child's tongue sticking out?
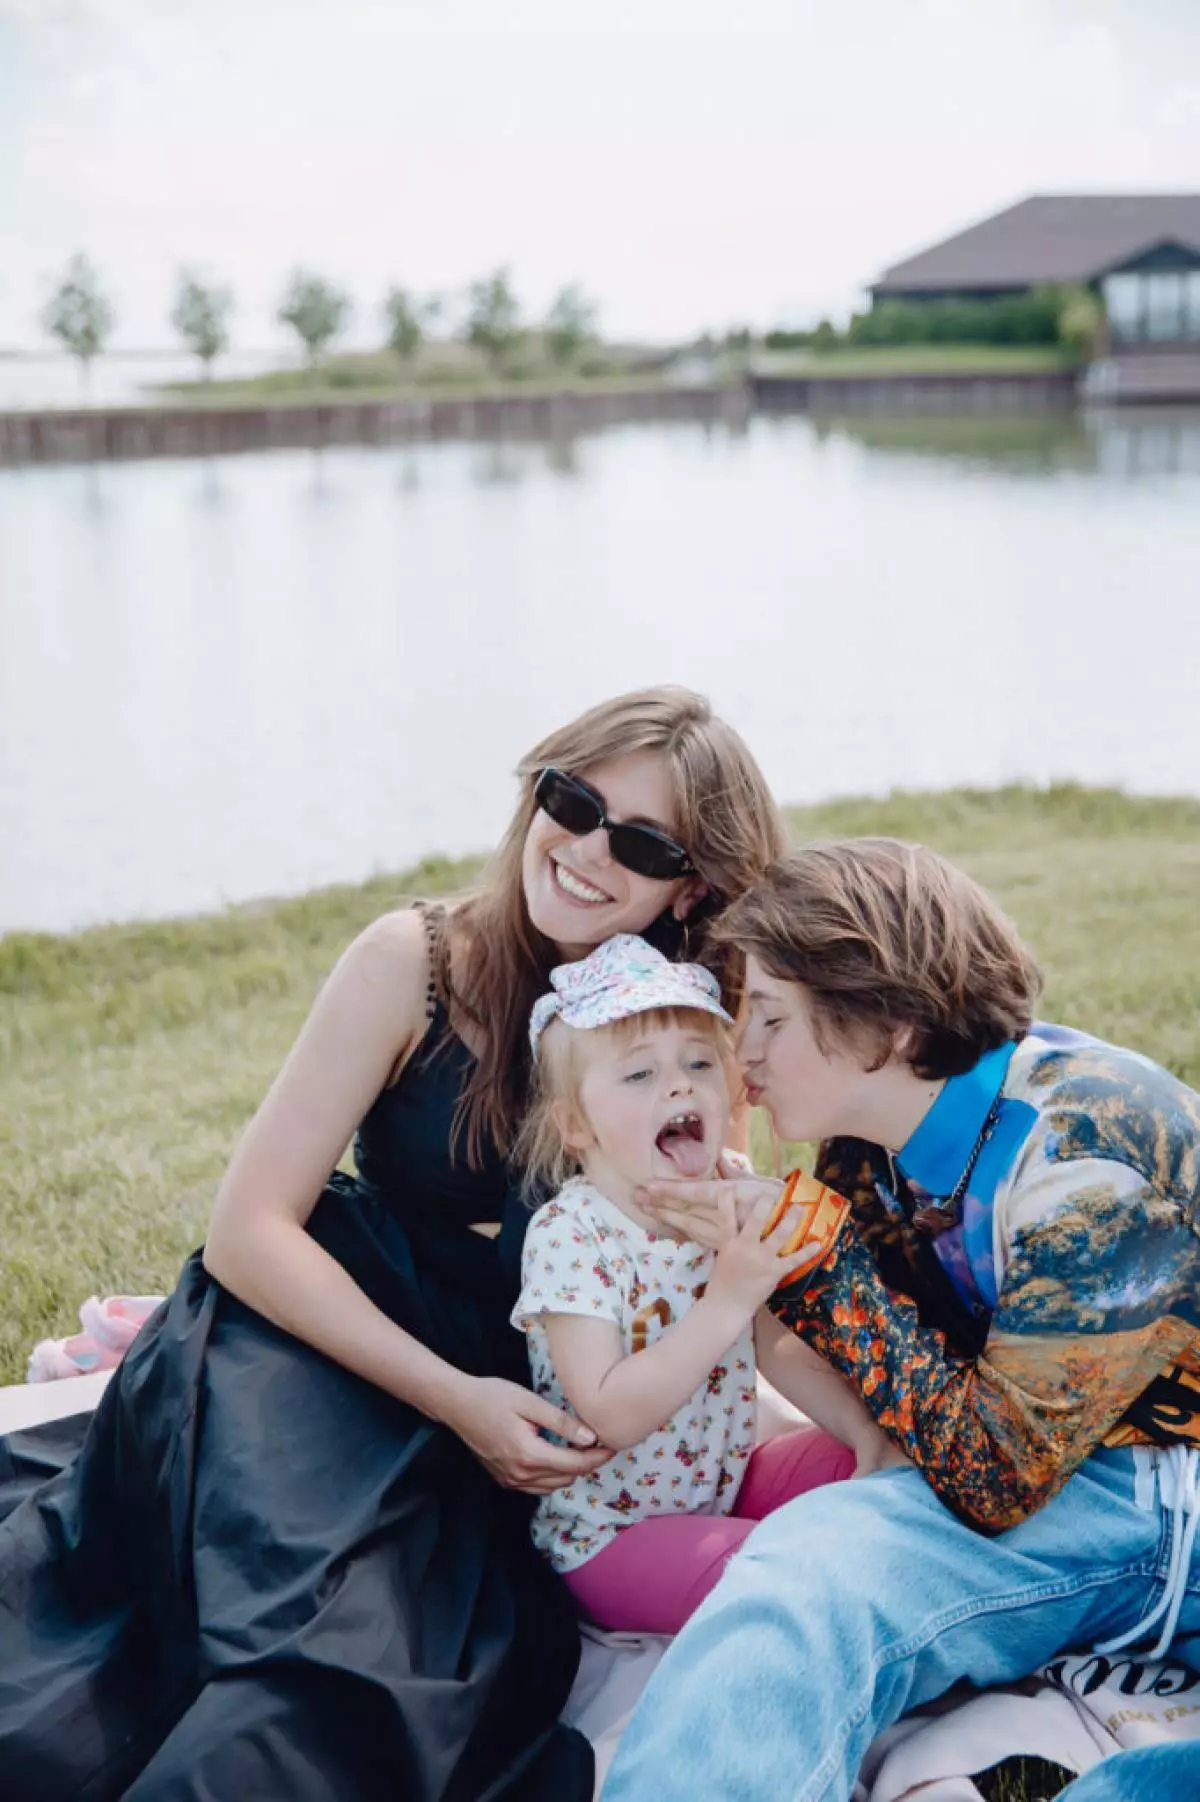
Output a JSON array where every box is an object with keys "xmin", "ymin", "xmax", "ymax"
[
  {"xmin": 656, "ymin": 1113, "xmax": 713, "ymax": 1180},
  {"xmin": 527, "ymin": 933, "xmax": 736, "ymax": 1192}
]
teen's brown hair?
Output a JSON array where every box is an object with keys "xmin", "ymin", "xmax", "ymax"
[{"xmin": 715, "ymin": 837, "xmax": 1043, "ymax": 1079}]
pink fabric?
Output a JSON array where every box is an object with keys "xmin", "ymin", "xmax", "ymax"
[
  {"xmin": 27, "ymin": 1295, "xmax": 164, "ymax": 1382},
  {"xmin": 563, "ymin": 1425, "xmax": 855, "ymax": 1634}
]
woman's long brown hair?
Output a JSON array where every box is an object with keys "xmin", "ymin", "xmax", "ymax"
[{"xmin": 435, "ymin": 686, "xmax": 786, "ymax": 1167}]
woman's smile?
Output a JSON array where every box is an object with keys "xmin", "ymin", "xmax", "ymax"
[{"xmin": 550, "ymin": 856, "xmax": 615, "ymax": 906}]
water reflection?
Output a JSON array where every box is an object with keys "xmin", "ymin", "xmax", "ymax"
[
  {"xmin": 805, "ymin": 406, "xmax": 1200, "ymax": 478},
  {"xmin": 2, "ymin": 405, "xmax": 1198, "ymax": 936},
  {"xmin": 544, "ymin": 434, "xmax": 582, "ymax": 479},
  {"xmin": 1089, "ymin": 411, "xmax": 1200, "ymax": 478},
  {"xmin": 472, "ymin": 441, "xmax": 528, "ymax": 486}
]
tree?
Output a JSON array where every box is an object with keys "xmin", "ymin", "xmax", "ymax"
[
  {"xmin": 764, "ymin": 328, "xmax": 813, "ymax": 351},
  {"xmin": 277, "ymin": 270, "xmax": 351, "ymax": 371},
  {"xmin": 383, "ymin": 287, "xmax": 440, "ymax": 368},
  {"xmin": 41, "ymin": 253, "xmax": 115, "ymax": 390},
  {"xmin": 171, "ymin": 270, "xmax": 233, "ymax": 378},
  {"xmin": 542, "ymin": 283, "xmax": 597, "ymax": 369},
  {"xmin": 1057, "ymin": 285, "xmax": 1104, "ymax": 360},
  {"xmin": 464, "ymin": 267, "xmax": 522, "ymax": 374}
]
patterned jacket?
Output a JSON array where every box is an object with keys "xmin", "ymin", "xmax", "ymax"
[{"xmin": 770, "ymin": 1024, "xmax": 1200, "ymax": 1534}]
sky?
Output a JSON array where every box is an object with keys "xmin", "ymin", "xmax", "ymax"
[{"xmin": 1, "ymin": 0, "xmax": 1199, "ymax": 351}]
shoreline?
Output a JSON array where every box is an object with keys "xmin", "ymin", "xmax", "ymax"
[
  {"xmin": 8, "ymin": 364, "xmax": 1200, "ymax": 468},
  {"xmin": 6, "ymin": 782, "xmax": 1200, "ymax": 952},
  {"xmin": 0, "ymin": 382, "xmax": 742, "ymax": 468},
  {"xmin": 0, "ymin": 366, "xmax": 1089, "ymax": 470}
]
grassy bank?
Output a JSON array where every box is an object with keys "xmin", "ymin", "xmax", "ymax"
[
  {"xmin": 155, "ymin": 344, "xmax": 691, "ymax": 409},
  {"xmin": 150, "ymin": 371, "xmax": 691, "ymax": 410},
  {"xmin": 3, "ymin": 785, "xmax": 1200, "ymax": 1386}
]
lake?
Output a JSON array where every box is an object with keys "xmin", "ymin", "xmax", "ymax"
[{"xmin": 2, "ymin": 404, "xmax": 1198, "ymax": 937}]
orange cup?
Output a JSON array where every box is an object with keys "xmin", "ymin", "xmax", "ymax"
[{"xmin": 760, "ymin": 1169, "xmax": 851, "ymax": 1288}]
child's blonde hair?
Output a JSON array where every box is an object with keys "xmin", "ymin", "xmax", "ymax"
[{"xmin": 516, "ymin": 1006, "xmax": 732, "ymax": 1197}]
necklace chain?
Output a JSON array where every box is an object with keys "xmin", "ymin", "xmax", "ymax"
[{"xmin": 907, "ymin": 1092, "xmax": 1003, "ymax": 1238}]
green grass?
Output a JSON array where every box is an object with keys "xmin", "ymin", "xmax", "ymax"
[
  {"xmin": 4, "ymin": 785, "xmax": 1200, "ymax": 1391},
  {"xmin": 977, "ymin": 1759, "xmax": 1077, "ymax": 1802},
  {"xmin": 755, "ymin": 345, "xmax": 1080, "ymax": 379},
  {"xmin": 140, "ymin": 371, "xmax": 688, "ymax": 411},
  {"xmin": 4, "ymin": 787, "xmax": 1196, "ymax": 1801}
]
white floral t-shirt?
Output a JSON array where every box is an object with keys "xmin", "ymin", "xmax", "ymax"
[{"xmin": 511, "ymin": 1177, "xmax": 758, "ymax": 1575}]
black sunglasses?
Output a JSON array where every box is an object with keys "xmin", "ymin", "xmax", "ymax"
[{"xmin": 534, "ymin": 767, "xmax": 696, "ymax": 882}]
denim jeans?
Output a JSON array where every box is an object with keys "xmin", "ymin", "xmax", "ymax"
[
  {"xmin": 601, "ymin": 1449, "xmax": 1200, "ymax": 1802},
  {"xmin": 1059, "ymin": 1743, "xmax": 1200, "ymax": 1800}
]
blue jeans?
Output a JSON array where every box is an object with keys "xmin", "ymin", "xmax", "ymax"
[
  {"xmin": 601, "ymin": 1449, "xmax": 1200, "ymax": 1802},
  {"xmin": 1060, "ymin": 1744, "xmax": 1200, "ymax": 1800}
]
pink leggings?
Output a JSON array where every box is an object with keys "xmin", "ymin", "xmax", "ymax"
[{"xmin": 563, "ymin": 1425, "xmax": 855, "ymax": 1635}]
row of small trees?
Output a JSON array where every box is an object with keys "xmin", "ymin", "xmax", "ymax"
[{"xmin": 40, "ymin": 254, "xmax": 600, "ymax": 384}]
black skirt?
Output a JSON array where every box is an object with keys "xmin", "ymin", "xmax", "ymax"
[{"xmin": 0, "ymin": 1181, "xmax": 593, "ymax": 1801}]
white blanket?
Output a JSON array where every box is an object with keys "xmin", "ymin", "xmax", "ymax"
[{"xmin": 5, "ymin": 1375, "xmax": 1199, "ymax": 1800}]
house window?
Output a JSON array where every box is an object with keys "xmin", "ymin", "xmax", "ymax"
[
  {"xmin": 1145, "ymin": 272, "xmax": 1186, "ymax": 341},
  {"xmin": 1187, "ymin": 272, "xmax": 1200, "ymax": 340},
  {"xmin": 1104, "ymin": 269, "xmax": 1200, "ymax": 343},
  {"xmin": 1103, "ymin": 273, "xmax": 1144, "ymax": 344}
]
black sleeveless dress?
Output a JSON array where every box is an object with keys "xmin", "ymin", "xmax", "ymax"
[{"xmin": 0, "ymin": 996, "xmax": 594, "ymax": 1801}]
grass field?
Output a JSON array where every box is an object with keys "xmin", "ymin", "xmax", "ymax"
[
  {"xmin": 4, "ymin": 782, "xmax": 1199, "ymax": 1388},
  {"xmin": 3, "ymin": 784, "xmax": 1198, "ymax": 1801}
]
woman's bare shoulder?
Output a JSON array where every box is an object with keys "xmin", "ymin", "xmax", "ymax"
[
  {"xmin": 355, "ymin": 904, "xmax": 431, "ymax": 956},
  {"xmin": 319, "ymin": 906, "xmax": 433, "ymax": 1017}
]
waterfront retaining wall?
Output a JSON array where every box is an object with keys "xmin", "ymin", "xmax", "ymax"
[
  {"xmin": 0, "ymin": 385, "xmax": 746, "ymax": 469},
  {"xmin": 748, "ymin": 370, "xmax": 1080, "ymax": 414},
  {"xmin": 0, "ymin": 369, "xmax": 1095, "ymax": 469}
]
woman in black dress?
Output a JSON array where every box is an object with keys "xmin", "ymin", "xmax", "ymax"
[{"xmin": 0, "ymin": 685, "xmax": 785, "ymax": 1802}]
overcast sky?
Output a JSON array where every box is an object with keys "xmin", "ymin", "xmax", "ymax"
[{"xmin": 2, "ymin": 0, "xmax": 1198, "ymax": 351}]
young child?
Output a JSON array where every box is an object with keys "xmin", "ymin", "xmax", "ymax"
[{"xmin": 511, "ymin": 933, "xmax": 902, "ymax": 1636}]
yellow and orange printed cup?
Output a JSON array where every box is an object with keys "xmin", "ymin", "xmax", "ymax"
[{"xmin": 760, "ymin": 1169, "xmax": 851, "ymax": 1288}]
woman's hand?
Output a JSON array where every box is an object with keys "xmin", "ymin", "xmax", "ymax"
[
  {"xmin": 443, "ymin": 1376, "xmax": 612, "ymax": 1494},
  {"xmin": 635, "ymin": 1166, "xmax": 786, "ymax": 1250}
]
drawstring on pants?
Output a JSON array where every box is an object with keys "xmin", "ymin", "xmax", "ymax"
[{"xmin": 1094, "ymin": 1445, "xmax": 1200, "ymax": 1661}]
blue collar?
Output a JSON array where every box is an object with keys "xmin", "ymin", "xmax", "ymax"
[{"xmin": 896, "ymin": 1041, "xmax": 1016, "ymax": 1196}]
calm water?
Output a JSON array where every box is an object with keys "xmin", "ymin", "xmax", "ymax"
[{"xmin": 2, "ymin": 406, "xmax": 1199, "ymax": 936}]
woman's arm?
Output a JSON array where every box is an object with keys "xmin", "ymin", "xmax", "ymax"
[
  {"xmin": 205, "ymin": 910, "xmax": 437, "ymax": 1383},
  {"xmin": 203, "ymin": 910, "xmax": 607, "ymax": 1492}
]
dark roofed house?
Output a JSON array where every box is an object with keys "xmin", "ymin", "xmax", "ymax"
[{"xmin": 873, "ymin": 195, "xmax": 1200, "ymax": 347}]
